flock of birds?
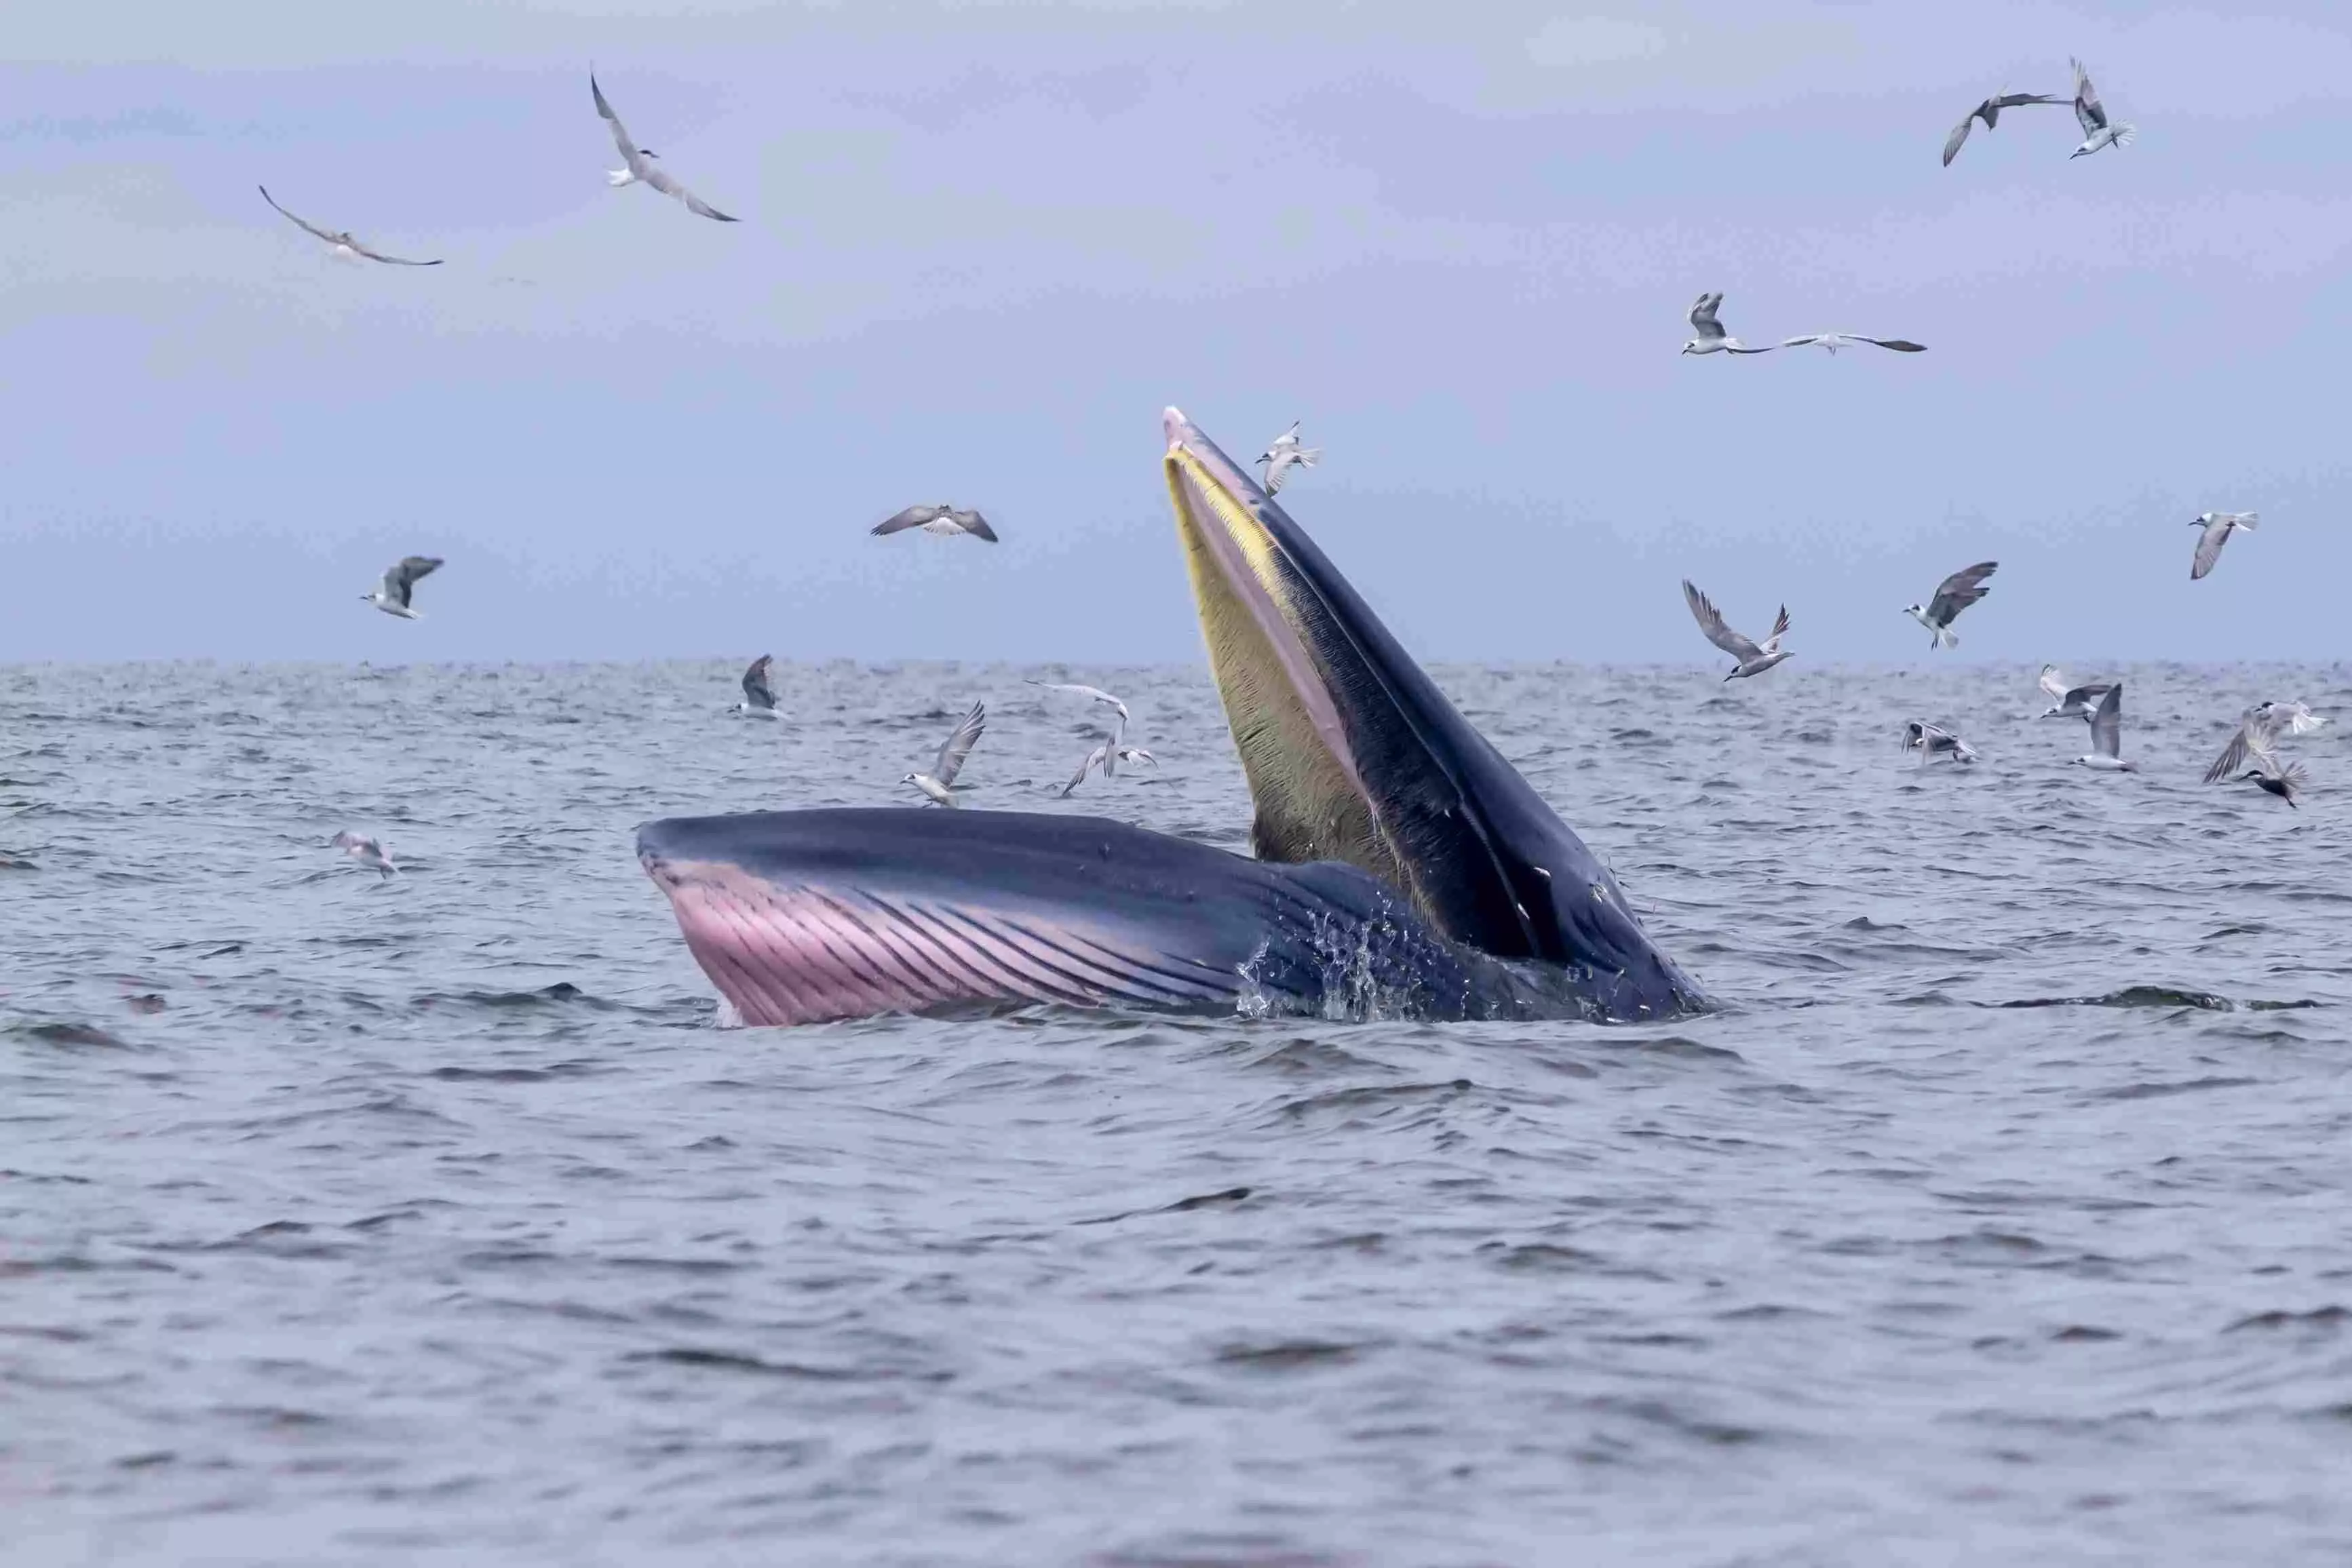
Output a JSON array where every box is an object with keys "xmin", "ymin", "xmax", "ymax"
[{"xmin": 314, "ymin": 56, "xmax": 2309, "ymax": 877}]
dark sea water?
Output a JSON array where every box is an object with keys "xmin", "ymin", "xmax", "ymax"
[{"xmin": 7, "ymin": 659, "xmax": 2352, "ymax": 1567}]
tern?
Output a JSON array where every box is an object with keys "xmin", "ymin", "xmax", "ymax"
[
  {"xmin": 1779, "ymin": 332, "xmax": 1927, "ymax": 355},
  {"xmin": 2236, "ymin": 760, "xmax": 2307, "ymax": 808},
  {"xmin": 902, "ymin": 701, "xmax": 986, "ymax": 807},
  {"xmin": 2189, "ymin": 511, "xmax": 2256, "ymax": 581},
  {"xmin": 2068, "ymin": 58, "xmax": 2135, "ymax": 159},
  {"xmin": 1681, "ymin": 580, "xmax": 1791, "ymax": 680},
  {"xmin": 1028, "ymin": 679, "xmax": 1134, "ymax": 768},
  {"xmin": 258, "ymin": 185, "xmax": 442, "ymax": 266},
  {"xmin": 362, "ymin": 556, "xmax": 442, "ymax": 619},
  {"xmin": 2203, "ymin": 703, "xmax": 2324, "ymax": 785},
  {"xmin": 1057, "ymin": 742, "xmax": 1157, "ymax": 798},
  {"xmin": 1903, "ymin": 561, "xmax": 1997, "ymax": 649},
  {"xmin": 330, "ymin": 831, "xmax": 399, "ymax": 876},
  {"xmin": 1942, "ymin": 90, "xmax": 2070, "ymax": 167},
  {"xmin": 1256, "ymin": 421, "xmax": 1320, "ymax": 496},
  {"xmin": 1680, "ymin": 292, "xmax": 1777, "ymax": 356},
  {"xmin": 872, "ymin": 504, "xmax": 1000, "ymax": 543},
  {"xmin": 592, "ymin": 71, "xmax": 739, "ymax": 222},
  {"xmin": 2037, "ymin": 665, "xmax": 2115, "ymax": 719},
  {"xmin": 1902, "ymin": 720, "xmax": 1978, "ymax": 766},
  {"xmin": 731, "ymin": 654, "xmax": 780, "ymax": 718},
  {"xmin": 2070, "ymin": 682, "xmax": 2136, "ymax": 772}
]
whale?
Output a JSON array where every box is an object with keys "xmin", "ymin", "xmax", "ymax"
[{"xmin": 636, "ymin": 407, "xmax": 1705, "ymax": 1026}]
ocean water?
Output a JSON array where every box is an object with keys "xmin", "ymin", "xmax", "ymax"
[{"xmin": 6, "ymin": 657, "xmax": 2352, "ymax": 1567}]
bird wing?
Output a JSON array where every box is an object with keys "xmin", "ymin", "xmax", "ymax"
[
  {"xmin": 1942, "ymin": 110, "xmax": 1978, "ymax": 167},
  {"xmin": 2202, "ymin": 708, "xmax": 2266, "ymax": 783},
  {"xmin": 2071, "ymin": 58, "xmax": 2108, "ymax": 136},
  {"xmin": 383, "ymin": 555, "xmax": 442, "ymax": 606},
  {"xmin": 348, "ymin": 238, "xmax": 444, "ymax": 267},
  {"xmin": 2190, "ymin": 516, "xmax": 2232, "ymax": 580},
  {"xmin": 1991, "ymin": 92, "xmax": 2069, "ymax": 109},
  {"xmin": 2038, "ymin": 665, "xmax": 2068, "ymax": 703},
  {"xmin": 641, "ymin": 163, "xmax": 739, "ymax": 222},
  {"xmin": 741, "ymin": 654, "xmax": 776, "ymax": 709},
  {"xmin": 1926, "ymin": 561, "xmax": 1997, "ymax": 623},
  {"xmin": 1681, "ymin": 580, "xmax": 1760, "ymax": 661},
  {"xmin": 931, "ymin": 700, "xmax": 986, "ymax": 786},
  {"xmin": 1688, "ymin": 292, "xmax": 1726, "ymax": 339},
  {"xmin": 1263, "ymin": 450, "xmax": 1297, "ymax": 494},
  {"xmin": 1119, "ymin": 747, "xmax": 1157, "ymax": 767},
  {"xmin": 257, "ymin": 185, "xmax": 346, "ymax": 248},
  {"xmin": 1059, "ymin": 744, "xmax": 1107, "ymax": 798},
  {"xmin": 1760, "ymin": 604, "xmax": 1791, "ymax": 654},
  {"xmin": 2065, "ymin": 682, "xmax": 2115, "ymax": 709},
  {"xmin": 1857, "ymin": 336, "xmax": 1927, "ymax": 352},
  {"xmin": 1779, "ymin": 334, "xmax": 1837, "ymax": 350},
  {"xmin": 591, "ymin": 72, "xmax": 648, "ymax": 174},
  {"xmin": 872, "ymin": 505, "xmax": 943, "ymax": 536},
  {"xmin": 2089, "ymin": 682, "xmax": 2123, "ymax": 758},
  {"xmin": 1027, "ymin": 681, "xmax": 1127, "ymax": 720},
  {"xmin": 950, "ymin": 509, "xmax": 1000, "ymax": 542}
]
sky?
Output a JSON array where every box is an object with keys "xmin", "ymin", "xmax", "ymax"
[{"xmin": 3, "ymin": 1, "xmax": 2349, "ymax": 665}]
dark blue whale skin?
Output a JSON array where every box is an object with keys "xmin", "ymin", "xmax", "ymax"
[{"xmin": 636, "ymin": 809, "xmax": 1627, "ymax": 1025}]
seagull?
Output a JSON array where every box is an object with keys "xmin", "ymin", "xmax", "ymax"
[
  {"xmin": 258, "ymin": 185, "xmax": 442, "ymax": 266},
  {"xmin": 1903, "ymin": 561, "xmax": 1997, "ymax": 650},
  {"xmin": 731, "ymin": 654, "xmax": 779, "ymax": 718},
  {"xmin": 1902, "ymin": 720, "xmax": 1978, "ymax": 766},
  {"xmin": 2068, "ymin": 58, "xmax": 2136, "ymax": 159},
  {"xmin": 1942, "ymin": 90, "xmax": 2070, "ymax": 166},
  {"xmin": 1681, "ymin": 581, "xmax": 1792, "ymax": 680},
  {"xmin": 2189, "ymin": 511, "xmax": 2257, "ymax": 581},
  {"xmin": 2037, "ymin": 665, "xmax": 2115, "ymax": 719},
  {"xmin": 330, "ymin": 831, "xmax": 399, "ymax": 876},
  {"xmin": 2070, "ymin": 682, "xmax": 2136, "ymax": 772},
  {"xmin": 2203, "ymin": 703, "xmax": 2325, "ymax": 785},
  {"xmin": 903, "ymin": 701, "xmax": 986, "ymax": 807},
  {"xmin": 1681, "ymin": 292, "xmax": 1777, "ymax": 356},
  {"xmin": 592, "ymin": 71, "xmax": 739, "ymax": 222},
  {"xmin": 1779, "ymin": 332, "xmax": 1928, "ymax": 355},
  {"xmin": 872, "ymin": 504, "xmax": 1000, "ymax": 543},
  {"xmin": 1058, "ymin": 742, "xmax": 1157, "ymax": 798},
  {"xmin": 1027, "ymin": 680, "xmax": 1129, "ymax": 729},
  {"xmin": 362, "ymin": 556, "xmax": 443, "ymax": 619},
  {"xmin": 1256, "ymin": 421, "xmax": 1320, "ymax": 496}
]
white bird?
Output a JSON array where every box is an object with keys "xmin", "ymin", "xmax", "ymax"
[
  {"xmin": 903, "ymin": 701, "xmax": 986, "ymax": 807},
  {"xmin": 362, "ymin": 556, "xmax": 442, "ymax": 619},
  {"xmin": 258, "ymin": 185, "xmax": 443, "ymax": 266},
  {"xmin": 1027, "ymin": 680, "xmax": 1128, "ymax": 728},
  {"xmin": 1057, "ymin": 742, "xmax": 1157, "ymax": 798},
  {"xmin": 872, "ymin": 504, "xmax": 1000, "ymax": 543},
  {"xmin": 1902, "ymin": 720, "xmax": 1978, "ymax": 766},
  {"xmin": 592, "ymin": 71, "xmax": 739, "ymax": 222},
  {"xmin": 1942, "ymin": 90, "xmax": 2070, "ymax": 167},
  {"xmin": 2203, "ymin": 703, "xmax": 2325, "ymax": 785},
  {"xmin": 2258, "ymin": 700, "xmax": 2328, "ymax": 737},
  {"xmin": 1256, "ymin": 421, "xmax": 1320, "ymax": 496},
  {"xmin": 1681, "ymin": 581, "xmax": 1792, "ymax": 680},
  {"xmin": 1779, "ymin": 332, "xmax": 1927, "ymax": 355},
  {"xmin": 731, "ymin": 654, "xmax": 779, "ymax": 718},
  {"xmin": 330, "ymin": 831, "xmax": 399, "ymax": 876},
  {"xmin": 1680, "ymin": 292, "xmax": 1777, "ymax": 356},
  {"xmin": 2037, "ymin": 665, "xmax": 2115, "ymax": 719},
  {"xmin": 2070, "ymin": 682, "xmax": 2137, "ymax": 772},
  {"xmin": 2068, "ymin": 58, "xmax": 2136, "ymax": 159},
  {"xmin": 1903, "ymin": 561, "xmax": 1997, "ymax": 649},
  {"xmin": 2189, "ymin": 511, "xmax": 2257, "ymax": 581}
]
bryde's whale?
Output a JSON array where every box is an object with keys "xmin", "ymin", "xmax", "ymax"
[{"xmin": 637, "ymin": 408, "xmax": 1705, "ymax": 1025}]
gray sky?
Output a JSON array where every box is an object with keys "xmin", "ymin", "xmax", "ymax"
[{"xmin": 3, "ymin": 1, "xmax": 2347, "ymax": 664}]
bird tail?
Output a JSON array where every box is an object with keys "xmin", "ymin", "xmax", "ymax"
[
  {"xmin": 606, "ymin": 168, "xmax": 633, "ymax": 187},
  {"xmin": 1298, "ymin": 448, "xmax": 1321, "ymax": 467},
  {"xmin": 2237, "ymin": 513, "xmax": 2258, "ymax": 530},
  {"xmin": 1935, "ymin": 626, "xmax": 1959, "ymax": 650},
  {"xmin": 2111, "ymin": 123, "xmax": 2136, "ymax": 149}
]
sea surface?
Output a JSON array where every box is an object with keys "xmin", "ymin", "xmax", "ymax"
[{"xmin": 7, "ymin": 659, "xmax": 2352, "ymax": 1567}]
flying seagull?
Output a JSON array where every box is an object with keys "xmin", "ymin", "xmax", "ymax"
[
  {"xmin": 1942, "ymin": 90, "xmax": 2070, "ymax": 167},
  {"xmin": 258, "ymin": 185, "xmax": 442, "ymax": 266},
  {"xmin": 872, "ymin": 505, "xmax": 999, "ymax": 543},
  {"xmin": 2203, "ymin": 702, "xmax": 2325, "ymax": 785},
  {"xmin": 2189, "ymin": 511, "xmax": 2257, "ymax": 581},
  {"xmin": 2068, "ymin": 58, "xmax": 2136, "ymax": 159},
  {"xmin": 592, "ymin": 71, "xmax": 738, "ymax": 222},
  {"xmin": 1902, "ymin": 720, "xmax": 1978, "ymax": 766},
  {"xmin": 2037, "ymin": 665, "xmax": 2115, "ymax": 719},
  {"xmin": 1058, "ymin": 742, "xmax": 1157, "ymax": 798},
  {"xmin": 1681, "ymin": 292, "xmax": 1777, "ymax": 356},
  {"xmin": 1681, "ymin": 580, "xmax": 1792, "ymax": 680},
  {"xmin": 1256, "ymin": 421, "xmax": 1320, "ymax": 496},
  {"xmin": 1779, "ymin": 332, "xmax": 1928, "ymax": 355},
  {"xmin": 2070, "ymin": 682, "xmax": 2136, "ymax": 772},
  {"xmin": 330, "ymin": 831, "xmax": 399, "ymax": 876},
  {"xmin": 903, "ymin": 700, "xmax": 986, "ymax": 807},
  {"xmin": 1904, "ymin": 561, "xmax": 1997, "ymax": 650},
  {"xmin": 362, "ymin": 556, "xmax": 442, "ymax": 619},
  {"xmin": 731, "ymin": 654, "xmax": 779, "ymax": 718},
  {"xmin": 1029, "ymin": 678, "xmax": 1134, "ymax": 767}
]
